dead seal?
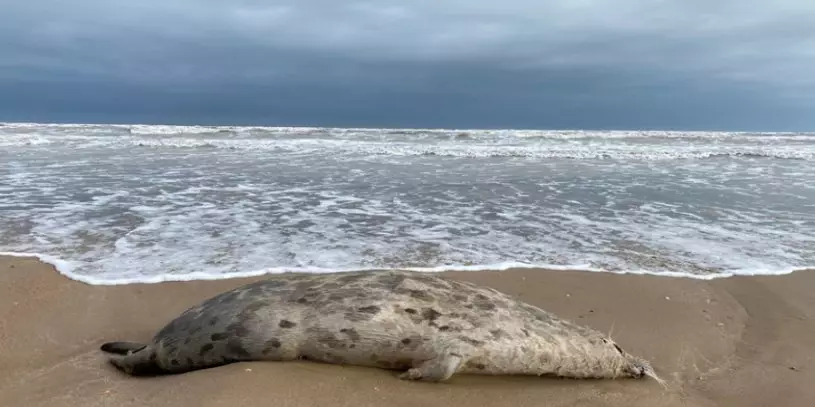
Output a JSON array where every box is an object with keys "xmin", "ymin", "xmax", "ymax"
[{"xmin": 100, "ymin": 270, "xmax": 662, "ymax": 383}]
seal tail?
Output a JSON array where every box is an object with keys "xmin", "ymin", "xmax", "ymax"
[{"xmin": 100, "ymin": 342, "xmax": 166, "ymax": 376}]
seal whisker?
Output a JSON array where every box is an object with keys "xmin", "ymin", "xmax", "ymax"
[
  {"xmin": 607, "ymin": 321, "xmax": 616, "ymax": 341},
  {"xmin": 643, "ymin": 365, "xmax": 668, "ymax": 389}
]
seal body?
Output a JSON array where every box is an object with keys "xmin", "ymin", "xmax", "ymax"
[{"xmin": 101, "ymin": 270, "xmax": 656, "ymax": 382}]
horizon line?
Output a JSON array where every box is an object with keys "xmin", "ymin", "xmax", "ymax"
[{"xmin": 2, "ymin": 120, "xmax": 811, "ymax": 135}]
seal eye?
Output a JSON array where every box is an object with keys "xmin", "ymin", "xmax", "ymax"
[{"xmin": 613, "ymin": 344, "xmax": 624, "ymax": 355}]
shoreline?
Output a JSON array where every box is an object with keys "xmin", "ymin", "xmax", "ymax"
[
  {"xmin": 2, "ymin": 255, "xmax": 814, "ymax": 406},
  {"xmin": 2, "ymin": 251, "xmax": 812, "ymax": 286}
]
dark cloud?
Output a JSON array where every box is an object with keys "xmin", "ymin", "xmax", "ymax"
[{"xmin": 1, "ymin": 1, "xmax": 813, "ymax": 130}]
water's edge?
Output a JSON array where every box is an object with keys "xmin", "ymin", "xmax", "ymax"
[
  {"xmin": 2, "ymin": 251, "xmax": 810, "ymax": 286},
  {"xmin": 4, "ymin": 123, "xmax": 813, "ymax": 284}
]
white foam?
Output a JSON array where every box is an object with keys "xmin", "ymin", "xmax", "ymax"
[
  {"xmin": 2, "ymin": 121, "xmax": 811, "ymax": 138},
  {"xmin": 2, "ymin": 123, "xmax": 813, "ymax": 160},
  {"xmin": 2, "ymin": 122, "xmax": 814, "ymax": 285},
  {"xmin": 2, "ymin": 250, "xmax": 809, "ymax": 286},
  {"xmin": 0, "ymin": 251, "xmax": 82, "ymax": 278}
]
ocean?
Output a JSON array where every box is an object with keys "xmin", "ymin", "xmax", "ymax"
[{"xmin": 1, "ymin": 122, "xmax": 813, "ymax": 284}]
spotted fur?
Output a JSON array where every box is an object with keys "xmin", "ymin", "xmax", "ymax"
[{"xmin": 100, "ymin": 270, "xmax": 657, "ymax": 382}]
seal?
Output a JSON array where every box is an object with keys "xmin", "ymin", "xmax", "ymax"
[{"xmin": 100, "ymin": 270, "xmax": 662, "ymax": 383}]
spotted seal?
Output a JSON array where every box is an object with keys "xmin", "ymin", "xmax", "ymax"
[{"xmin": 100, "ymin": 270, "xmax": 661, "ymax": 383}]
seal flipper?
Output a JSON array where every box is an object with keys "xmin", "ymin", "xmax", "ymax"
[
  {"xmin": 398, "ymin": 353, "xmax": 465, "ymax": 382},
  {"xmin": 100, "ymin": 341, "xmax": 147, "ymax": 355},
  {"xmin": 104, "ymin": 344, "xmax": 167, "ymax": 376}
]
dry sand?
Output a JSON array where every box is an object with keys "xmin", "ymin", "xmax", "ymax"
[{"xmin": 1, "ymin": 255, "xmax": 813, "ymax": 407}]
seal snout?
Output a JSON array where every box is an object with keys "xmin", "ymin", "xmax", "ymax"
[
  {"xmin": 627, "ymin": 357, "xmax": 668, "ymax": 387},
  {"xmin": 628, "ymin": 358, "xmax": 651, "ymax": 379},
  {"xmin": 632, "ymin": 364, "xmax": 646, "ymax": 378}
]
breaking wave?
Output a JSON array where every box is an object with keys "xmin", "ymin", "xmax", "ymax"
[{"xmin": 1, "ymin": 122, "xmax": 813, "ymax": 284}]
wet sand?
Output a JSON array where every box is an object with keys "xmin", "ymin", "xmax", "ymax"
[{"xmin": 1, "ymin": 255, "xmax": 813, "ymax": 407}]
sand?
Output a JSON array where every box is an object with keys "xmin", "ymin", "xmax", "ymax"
[{"xmin": 1, "ymin": 255, "xmax": 813, "ymax": 407}]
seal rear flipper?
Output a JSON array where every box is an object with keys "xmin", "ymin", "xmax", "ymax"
[
  {"xmin": 106, "ymin": 345, "xmax": 167, "ymax": 376},
  {"xmin": 100, "ymin": 341, "xmax": 148, "ymax": 355}
]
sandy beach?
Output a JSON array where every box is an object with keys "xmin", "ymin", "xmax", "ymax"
[{"xmin": 1, "ymin": 255, "xmax": 813, "ymax": 407}]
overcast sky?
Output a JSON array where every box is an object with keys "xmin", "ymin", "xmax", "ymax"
[{"xmin": 1, "ymin": 0, "xmax": 814, "ymax": 130}]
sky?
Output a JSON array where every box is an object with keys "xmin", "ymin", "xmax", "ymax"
[{"xmin": 1, "ymin": 0, "xmax": 814, "ymax": 130}]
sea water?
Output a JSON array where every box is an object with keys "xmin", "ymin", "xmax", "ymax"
[{"xmin": 1, "ymin": 122, "xmax": 813, "ymax": 284}]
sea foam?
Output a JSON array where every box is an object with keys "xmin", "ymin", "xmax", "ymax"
[{"xmin": 1, "ymin": 123, "xmax": 813, "ymax": 285}]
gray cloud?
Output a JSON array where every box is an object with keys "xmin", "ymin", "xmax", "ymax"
[{"xmin": 1, "ymin": 1, "xmax": 814, "ymax": 129}]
